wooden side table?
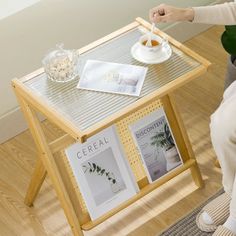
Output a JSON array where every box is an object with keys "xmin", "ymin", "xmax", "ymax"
[{"xmin": 12, "ymin": 18, "xmax": 211, "ymax": 236}]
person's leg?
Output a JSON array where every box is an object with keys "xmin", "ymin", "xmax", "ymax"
[
  {"xmin": 230, "ymin": 176, "xmax": 236, "ymax": 220},
  {"xmin": 223, "ymin": 175, "xmax": 236, "ymax": 234},
  {"xmin": 210, "ymin": 101, "xmax": 236, "ymax": 195},
  {"xmin": 224, "ymin": 55, "xmax": 236, "ymax": 90},
  {"xmin": 212, "ymin": 177, "xmax": 236, "ymax": 235},
  {"xmin": 199, "ymin": 56, "xmax": 236, "ymax": 234},
  {"xmin": 196, "ymin": 89, "xmax": 236, "ymax": 232}
]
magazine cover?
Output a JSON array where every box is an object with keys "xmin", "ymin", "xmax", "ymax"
[
  {"xmin": 77, "ymin": 60, "xmax": 148, "ymax": 96},
  {"xmin": 129, "ymin": 107, "xmax": 183, "ymax": 183},
  {"xmin": 65, "ymin": 126, "xmax": 139, "ymax": 220}
]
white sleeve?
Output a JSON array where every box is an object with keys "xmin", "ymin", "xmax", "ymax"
[{"xmin": 192, "ymin": 2, "xmax": 236, "ymax": 25}]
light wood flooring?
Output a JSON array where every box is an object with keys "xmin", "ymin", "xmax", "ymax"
[{"xmin": 0, "ymin": 25, "xmax": 228, "ymax": 236}]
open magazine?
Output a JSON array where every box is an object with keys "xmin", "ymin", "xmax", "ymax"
[
  {"xmin": 77, "ymin": 60, "xmax": 148, "ymax": 96},
  {"xmin": 129, "ymin": 107, "xmax": 183, "ymax": 183},
  {"xmin": 65, "ymin": 125, "xmax": 139, "ymax": 220}
]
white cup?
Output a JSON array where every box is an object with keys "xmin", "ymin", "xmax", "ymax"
[{"xmin": 138, "ymin": 33, "xmax": 167, "ymax": 60}]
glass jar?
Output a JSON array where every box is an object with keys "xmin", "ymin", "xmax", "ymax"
[{"xmin": 42, "ymin": 44, "xmax": 79, "ymax": 83}]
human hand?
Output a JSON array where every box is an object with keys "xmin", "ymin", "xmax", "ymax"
[{"xmin": 149, "ymin": 4, "xmax": 194, "ymax": 23}]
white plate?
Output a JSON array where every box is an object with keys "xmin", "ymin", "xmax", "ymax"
[{"xmin": 131, "ymin": 42, "xmax": 172, "ymax": 64}]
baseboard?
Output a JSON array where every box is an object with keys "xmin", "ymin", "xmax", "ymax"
[
  {"xmin": 0, "ymin": 0, "xmax": 227, "ymax": 144},
  {"xmin": 0, "ymin": 108, "xmax": 28, "ymax": 144},
  {"xmin": 0, "ymin": 107, "xmax": 45, "ymax": 144}
]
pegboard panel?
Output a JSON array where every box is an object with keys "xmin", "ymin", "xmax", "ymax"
[{"xmin": 115, "ymin": 99, "xmax": 163, "ymax": 181}]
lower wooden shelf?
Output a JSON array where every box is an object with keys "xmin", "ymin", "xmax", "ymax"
[
  {"xmin": 51, "ymin": 98, "xmax": 204, "ymax": 232},
  {"xmin": 82, "ymin": 159, "xmax": 197, "ymax": 230},
  {"xmin": 54, "ymin": 143, "xmax": 199, "ymax": 231}
]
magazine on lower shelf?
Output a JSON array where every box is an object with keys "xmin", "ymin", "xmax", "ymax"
[
  {"xmin": 129, "ymin": 107, "xmax": 183, "ymax": 183},
  {"xmin": 77, "ymin": 60, "xmax": 148, "ymax": 96},
  {"xmin": 65, "ymin": 125, "xmax": 139, "ymax": 220}
]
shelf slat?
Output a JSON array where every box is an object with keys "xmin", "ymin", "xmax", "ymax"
[{"xmin": 82, "ymin": 159, "xmax": 197, "ymax": 230}]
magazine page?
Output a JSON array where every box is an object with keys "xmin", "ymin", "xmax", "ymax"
[
  {"xmin": 65, "ymin": 125, "xmax": 139, "ymax": 220},
  {"xmin": 77, "ymin": 60, "xmax": 148, "ymax": 96},
  {"xmin": 113, "ymin": 132, "xmax": 140, "ymax": 193},
  {"xmin": 129, "ymin": 107, "xmax": 183, "ymax": 183}
]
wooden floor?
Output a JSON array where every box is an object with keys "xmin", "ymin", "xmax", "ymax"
[{"xmin": 0, "ymin": 26, "xmax": 228, "ymax": 236}]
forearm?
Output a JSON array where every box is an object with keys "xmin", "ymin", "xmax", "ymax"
[{"xmin": 193, "ymin": 2, "xmax": 236, "ymax": 25}]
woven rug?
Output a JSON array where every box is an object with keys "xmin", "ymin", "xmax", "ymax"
[{"xmin": 159, "ymin": 189, "xmax": 224, "ymax": 236}]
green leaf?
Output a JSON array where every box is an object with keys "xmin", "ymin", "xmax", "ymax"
[
  {"xmin": 92, "ymin": 163, "xmax": 96, "ymax": 172},
  {"xmin": 97, "ymin": 166, "xmax": 101, "ymax": 173}
]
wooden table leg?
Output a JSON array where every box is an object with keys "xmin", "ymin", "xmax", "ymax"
[
  {"xmin": 161, "ymin": 93, "xmax": 204, "ymax": 188},
  {"xmin": 24, "ymin": 158, "xmax": 47, "ymax": 206},
  {"xmin": 15, "ymin": 93, "xmax": 84, "ymax": 236}
]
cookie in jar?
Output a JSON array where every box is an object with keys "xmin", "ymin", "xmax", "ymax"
[{"xmin": 42, "ymin": 44, "xmax": 79, "ymax": 83}]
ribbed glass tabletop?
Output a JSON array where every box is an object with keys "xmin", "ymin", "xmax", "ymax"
[{"xmin": 24, "ymin": 26, "xmax": 200, "ymax": 131}]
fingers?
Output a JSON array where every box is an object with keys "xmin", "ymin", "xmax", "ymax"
[
  {"xmin": 149, "ymin": 12, "xmax": 168, "ymax": 23},
  {"xmin": 152, "ymin": 14, "xmax": 170, "ymax": 23},
  {"xmin": 149, "ymin": 4, "xmax": 191, "ymax": 23},
  {"xmin": 149, "ymin": 4, "xmax": 166, "ymax": 23}
]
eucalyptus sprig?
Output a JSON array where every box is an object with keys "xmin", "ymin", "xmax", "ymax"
[{"xmin": 82, "ymin": 162, "xmax": 117, "ymax": 184}]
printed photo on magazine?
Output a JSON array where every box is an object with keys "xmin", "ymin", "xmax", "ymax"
[
  {"xmin": 129, "ymin": 107, "xmax": 183, "ymax": 183},
  {"xmin": 77, "ymin": 60, "xmax": 148, "ymax": 96},
  {"xmin": 65, "ymin": 125, "xmax": 139, "ymax": 220}
]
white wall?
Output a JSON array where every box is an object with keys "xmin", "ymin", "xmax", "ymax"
[
  {"xmin": 0, "ymin": 0, "xmax": 40, "ymax": 20},
  {"xmin": 0, "ymin": 0, "xmax": 220, "ymax": 142}
]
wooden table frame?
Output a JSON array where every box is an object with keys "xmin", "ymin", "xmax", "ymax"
[{"xmin": 12, "ymin": 18, "xmax": 211, "ymax": 236}]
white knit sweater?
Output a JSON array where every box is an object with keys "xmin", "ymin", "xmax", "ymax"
[{"xmin": 193, "ymin": 1, "xmax": 236, "ymax": 25}]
